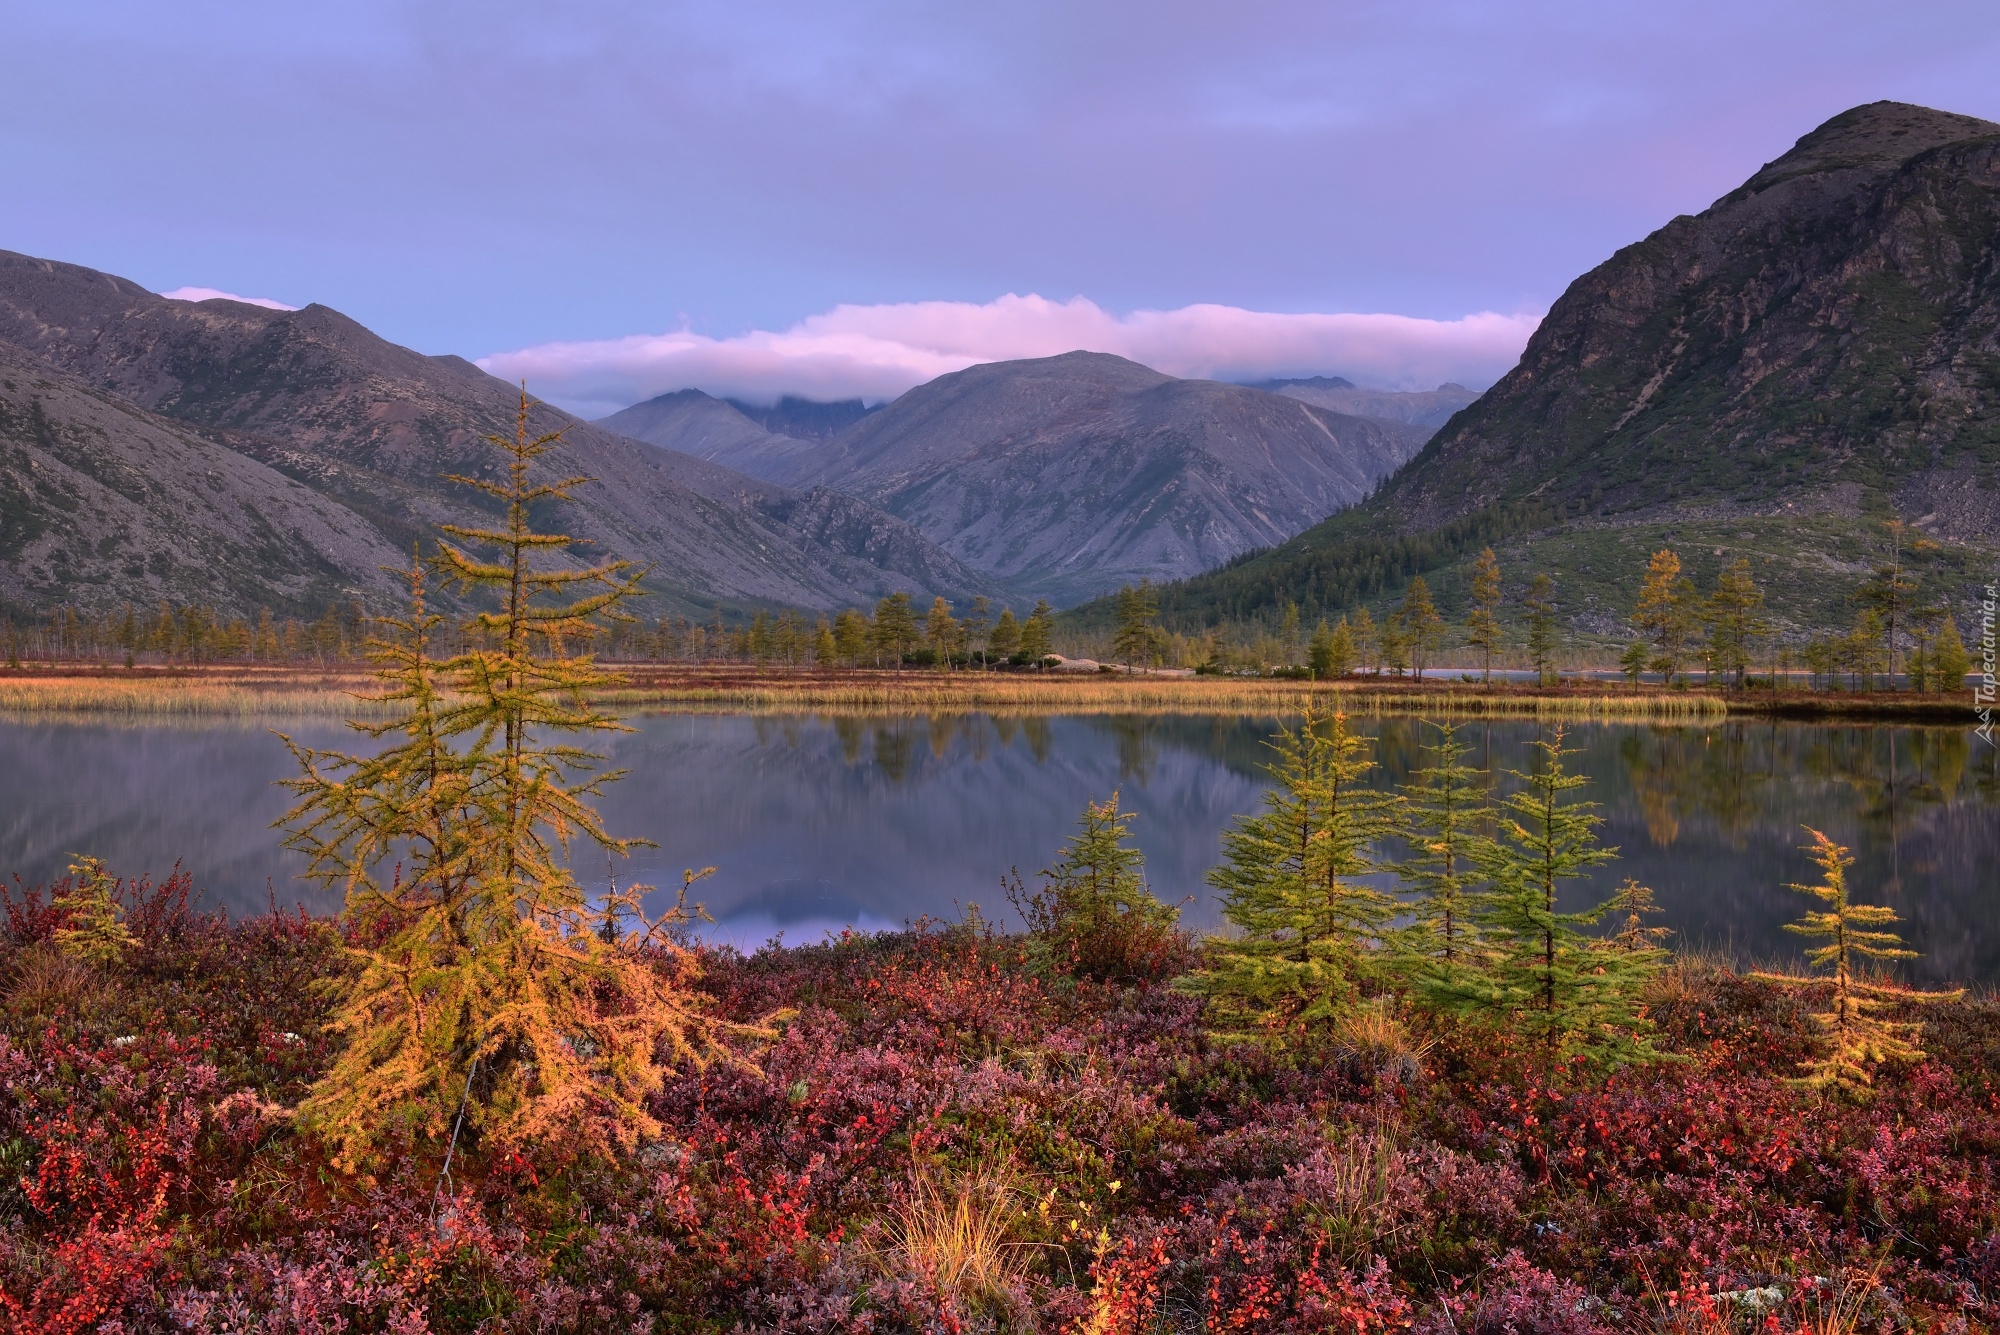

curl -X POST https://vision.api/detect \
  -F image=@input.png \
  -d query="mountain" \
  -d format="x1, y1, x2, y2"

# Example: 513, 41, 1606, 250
1249, 378, 1482, 434
595, 389, 817, 482
0, 251, 999, 617
1146, 102, 2000, 637
0, 339, 406, 619
723, 395, 878, 440
695, 351, 1428, 605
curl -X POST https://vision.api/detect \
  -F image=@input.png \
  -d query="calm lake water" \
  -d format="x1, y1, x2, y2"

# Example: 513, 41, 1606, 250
6, 712, 1996, 985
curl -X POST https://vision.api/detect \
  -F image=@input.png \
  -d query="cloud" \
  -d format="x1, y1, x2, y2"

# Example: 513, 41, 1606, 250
478, 294, 1540, 416
159, 286, 299, 311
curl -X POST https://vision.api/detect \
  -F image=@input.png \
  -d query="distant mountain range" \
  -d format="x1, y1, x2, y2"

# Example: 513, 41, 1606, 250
1248, 377, 1480, 432
0, 252, 999, 619
1142, 101, 2000, 637
603, 353, 1436, 604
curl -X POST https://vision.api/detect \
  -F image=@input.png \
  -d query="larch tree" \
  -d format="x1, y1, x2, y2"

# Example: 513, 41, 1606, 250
1307, 619, 1337, 679
1854, 520, 1930, 688
1181, 705, 1398, 1041
1752, 828, 1960, 1099
1394, 577, 1445, 678
1009, 793, 1181, 984
1633, 549, 1697, 685
1465, 548, 1503, 683
1350, 607, 1380, 676
1523, 574, 1559, 685
52, 855, 138, 968
872, 591, 919, 667
832, 608, 871, 665
924, 596, 960, 667
280, 392, 755, 1175
965, 595, 992, 668
988, 607, 1022, 662
1432, 728, 1664, 1065
1018, 600, 1055, 664
1393, 723, 1488, 976
1703, 557, 1767, 688
1112, 582, 1161, 670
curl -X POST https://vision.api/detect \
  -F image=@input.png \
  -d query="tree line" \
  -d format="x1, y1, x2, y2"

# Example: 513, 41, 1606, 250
1, 592, 1064, 672
1103, 524, 1974, 690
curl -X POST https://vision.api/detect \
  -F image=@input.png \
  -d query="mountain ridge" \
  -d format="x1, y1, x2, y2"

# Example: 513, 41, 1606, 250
0, 250, 1002, 617
1136, 100, 2000, 637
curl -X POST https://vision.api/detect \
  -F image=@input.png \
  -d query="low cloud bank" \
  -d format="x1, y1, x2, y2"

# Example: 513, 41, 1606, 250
160, 286, 299, 311
478, 294, 1539, 416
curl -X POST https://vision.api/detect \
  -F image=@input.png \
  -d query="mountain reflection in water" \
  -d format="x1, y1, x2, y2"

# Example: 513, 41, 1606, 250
2, 712, 1994, 985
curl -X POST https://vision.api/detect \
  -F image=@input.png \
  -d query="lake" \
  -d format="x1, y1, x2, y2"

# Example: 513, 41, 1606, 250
6, 711, 1996, 985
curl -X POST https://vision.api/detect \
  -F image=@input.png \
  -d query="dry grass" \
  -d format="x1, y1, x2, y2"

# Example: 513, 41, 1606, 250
4, 663, 1958, 723
881, 1168, 1035, 1326
600, 666, 1732, 721
4, 943, 117, 1023
0, 668, 387, 717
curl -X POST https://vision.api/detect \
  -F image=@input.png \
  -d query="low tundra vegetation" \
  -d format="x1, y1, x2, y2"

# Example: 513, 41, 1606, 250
0, 845, 1994, 1332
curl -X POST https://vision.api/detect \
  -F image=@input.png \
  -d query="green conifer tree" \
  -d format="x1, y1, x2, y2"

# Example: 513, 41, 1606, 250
1018, 600, 1055, 664
1392, 723, 1487, 974
280, 394, 751, 1173
1308, 619, 1337, 679
1431, 728, 1663, 1064
1752, 828, 1960, 1099
1009, 793, 1180, 983
1182, 706, 1398, 1041
1350, 607, 1380, 676
1394, 577, 1445, 678
1523, 574, 1559, 685
1465, 548, 1503, 683
51, 855, 138, 968
1703, 557, 1767, 688
1326, 617, 1358, 678
1618, 639, 1649, 686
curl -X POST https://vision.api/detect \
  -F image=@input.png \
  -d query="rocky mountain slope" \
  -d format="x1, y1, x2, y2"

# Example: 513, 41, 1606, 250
0, 251, 998, 617
657, 351, 1427, 605
1146, 101, 2000, 637
0, 340, 406, 619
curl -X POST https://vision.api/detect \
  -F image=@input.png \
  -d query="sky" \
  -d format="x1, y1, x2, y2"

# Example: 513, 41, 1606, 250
6, 1, 1999, 415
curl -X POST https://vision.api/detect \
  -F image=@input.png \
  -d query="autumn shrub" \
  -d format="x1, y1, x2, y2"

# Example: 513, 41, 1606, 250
0, 864, 1995, 1330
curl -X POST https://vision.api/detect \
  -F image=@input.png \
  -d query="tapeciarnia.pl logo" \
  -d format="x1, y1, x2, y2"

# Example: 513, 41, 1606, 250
1976, 583, 1997, 746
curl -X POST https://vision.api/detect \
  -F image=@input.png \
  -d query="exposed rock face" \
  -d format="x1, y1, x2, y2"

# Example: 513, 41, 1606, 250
671, 351, 1425, 605
0, 340, 405, 618
1387, 100, 2000, 538
0, 251, 1000, 615
1153, 101, 2000, 627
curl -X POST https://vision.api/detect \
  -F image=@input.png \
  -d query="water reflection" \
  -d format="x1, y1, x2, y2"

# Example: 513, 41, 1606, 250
1, 712, 1993, 984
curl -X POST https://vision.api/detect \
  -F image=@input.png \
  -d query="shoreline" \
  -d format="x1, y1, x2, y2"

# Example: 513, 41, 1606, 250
0, 663, 1976, 723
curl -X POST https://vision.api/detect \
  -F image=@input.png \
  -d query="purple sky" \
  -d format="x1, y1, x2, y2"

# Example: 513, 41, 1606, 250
5, 2, 1997, 409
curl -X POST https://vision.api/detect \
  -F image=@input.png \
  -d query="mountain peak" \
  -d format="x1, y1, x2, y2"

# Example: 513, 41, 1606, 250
1742, 100, 2000, 195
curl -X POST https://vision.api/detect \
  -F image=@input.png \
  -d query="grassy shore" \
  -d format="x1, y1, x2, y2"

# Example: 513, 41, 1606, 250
0, 662, 1976, 722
